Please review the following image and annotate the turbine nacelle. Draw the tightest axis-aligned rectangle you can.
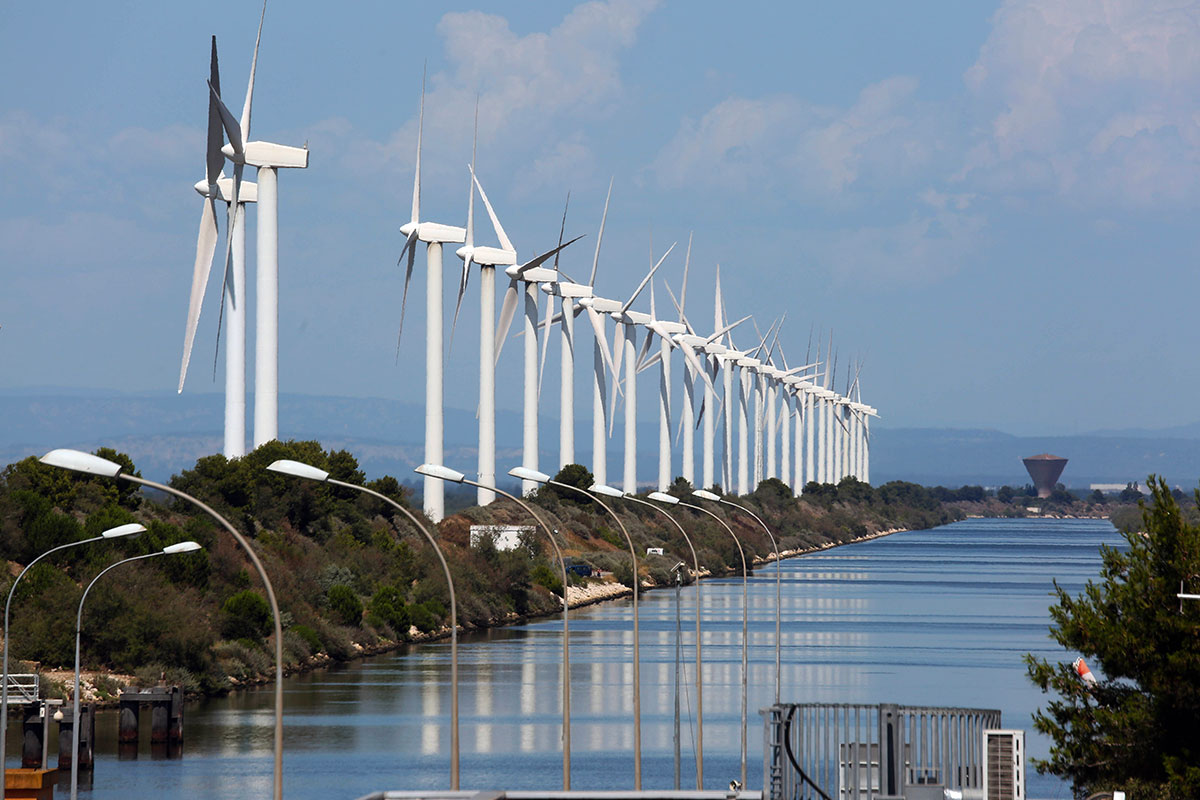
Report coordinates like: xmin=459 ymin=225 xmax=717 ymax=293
xmin=674 ymin=333 xmax=708 ymax=348
xmin=651 ymin=320 xmax=687 ymax=335
xmin=618 ymin=310 xmax=653 ymax=326
xmin=457 ymin=244 xmax=516 ymax=267
xmin=541 ymin=281 xmax=592 ymax=299
xmin=508 ymin=266 xmax=558 ymax=283
xmin=220 ymin=140 xmax=309 ymax=169
xmin=704 ymin=342 xmax=728 ymax=355
xmin=193 ymin=177 xmax=259 ymax=203
xmin=581 ymin=296 xmax=623 ymax=314
xmin=736 ymin=356 xmax=761 ymax=369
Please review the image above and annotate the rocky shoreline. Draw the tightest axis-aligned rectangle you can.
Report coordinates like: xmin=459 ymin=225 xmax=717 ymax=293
xmin=38 ymin=525 xmax=908 ymax=707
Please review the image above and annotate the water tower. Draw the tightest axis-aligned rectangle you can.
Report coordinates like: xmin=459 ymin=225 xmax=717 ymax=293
xmin=1023 ymin=453 xmax=1068 ymax=498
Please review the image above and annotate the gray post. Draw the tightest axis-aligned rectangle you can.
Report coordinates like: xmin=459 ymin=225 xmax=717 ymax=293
xmin=21 ymin=704 xmax=42 ymax=768
xmin=879 ymin=703 xmax=902 ymax=796
xmin=77 ymin=704 xmax=94 ymax=769
xmin=169 ymin=686 xmax=183 ymax=743
xmin=673 ymin=567 xmax=682 ymax=790
xmin=118 ymin=696 xmax=139 ymax=744
xmin=150 ymin=700 xmax=169 ymax=744
xmin=57 ymin=708 xmax=73 ymax=770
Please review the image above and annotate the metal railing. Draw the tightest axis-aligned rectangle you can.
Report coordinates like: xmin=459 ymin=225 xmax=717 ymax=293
xmin=3 ymin=674 xmax=39 ymax=705
xmin=763 ymin=703 xmax=1001 ymax=800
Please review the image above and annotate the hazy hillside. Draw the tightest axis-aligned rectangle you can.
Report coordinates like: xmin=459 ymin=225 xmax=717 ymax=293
xmin=4 ymin=390 xmax=1199 ymax=488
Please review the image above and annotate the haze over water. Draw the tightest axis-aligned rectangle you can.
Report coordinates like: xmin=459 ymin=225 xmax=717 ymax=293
xmin=37 ymin=517 xmax=1122 ymax=799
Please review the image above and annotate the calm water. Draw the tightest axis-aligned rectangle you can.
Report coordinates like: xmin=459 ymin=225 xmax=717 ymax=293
xmin=10 ymin=517 xmax=1123 ymax=799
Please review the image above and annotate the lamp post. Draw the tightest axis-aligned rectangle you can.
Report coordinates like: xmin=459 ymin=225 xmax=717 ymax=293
xmin=39 ymin=449 xmax=285 ymax=800
xmin=511 ymin=469 xmax=644 ymax=790
xmin=71 ymin=542 xmax=202 ymax=800
xmin=694 ymin=489 xmax=782 ymax=705
xmin=633 ymin=490 xmax=705 ymax=789
xmin=267 ymin=460 xmax=461 ymax=790
xmin=678 ymin=498 xmax=749 ymax=788
xmin=2 ymin=523 xmax=144 ymax=795
xmin=420 ymin=464 xmax=574 ymax=790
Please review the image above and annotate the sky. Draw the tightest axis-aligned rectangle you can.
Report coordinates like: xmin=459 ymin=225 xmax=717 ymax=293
xmin=3 ymin=0 xmax=1200 ymax=437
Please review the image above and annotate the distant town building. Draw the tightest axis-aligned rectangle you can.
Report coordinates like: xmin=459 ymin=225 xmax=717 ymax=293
xmin=1023 ymin=453 xmax=1068 ymax=498
xmin=1090 ymin=482 xmax=1150 ymax=495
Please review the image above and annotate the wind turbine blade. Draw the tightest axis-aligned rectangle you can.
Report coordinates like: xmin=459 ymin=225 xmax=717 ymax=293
xmin=240 ymin=0 xmax=266 ymax=140
xmin=635 ymin=323 xmax=656 ymax=369
xmin=395 ymin=232 xmax=418 ymax=354
xmin=680 ymin=344 xmax=716 ymax=397
xmin=585 ymin=306 xmax=617 ymax=388
xmin=494 ymin=277 xmax=520 ymax=363
xmin=517 ymin=234 xmax=584 ymax=273
xmin=778 ymin=342 xmax=790 ymax=372
xmin=679 ymin=231 xmax=691 ymax=323
xmin=449 ymin=255 xmax=470 ymax=354
xmin=206 ymin=37 xmax=224 ymax=185
xmin=178 ymin=197 xmax=220 ymax=392
xmin=589 ymin=177 xmax=612 ymax=288
xmin=662 ymin=282 xmax=698 ymax=336
xmin=622 ymin=241 xmax=675 ymax=314
xmin=707 ymin=314 xmax=751 ymax=344
xmin=649 ymin=278 xmax=657 ymax=320
xmin=412 ymin=67 xmax=424 ymax=225
xmin=210 ymin=198 xmax=236 ymax=381
xmin=714 ymin=264 xmax=723 ymax=334
xmin=537 ymin=309 xmax=565 ymax=330
xmin=472 ymin=171 xmax=514 ymax=253
xmin=637 ymin=349 xmax=662 ymax=374
xmin=537 ymin=294 xmax=554 ymax=399
xmin=553 ymin=192 xmax=569 ymax=271
xmin=208 ymin=80 xmax=243 ymax=155
xmin=660 ymin=357 xmax=671 ymax=433
xmin=609 ymin=323 xmax=626 ymax=432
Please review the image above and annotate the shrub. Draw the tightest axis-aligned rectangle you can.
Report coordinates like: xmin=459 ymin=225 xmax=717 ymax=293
xmin=220 ymin=590 xmax=272 ymax=641
xmin=327 ymin=584 xmax=363 ymax=627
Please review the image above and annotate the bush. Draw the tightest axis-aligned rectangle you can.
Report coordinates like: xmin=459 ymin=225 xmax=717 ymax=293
xmin=327 ymin=585 xmax=363 ymax=627
xmin=220 ymin=590 xmax=272 ymax=641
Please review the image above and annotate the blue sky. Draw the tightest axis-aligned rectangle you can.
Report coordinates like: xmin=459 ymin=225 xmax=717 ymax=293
xmin=3 ymin=0 xmax=1199 ymax=436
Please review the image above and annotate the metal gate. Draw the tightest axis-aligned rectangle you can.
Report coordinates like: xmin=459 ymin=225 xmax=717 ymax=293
xmin=764 ymin=703 xmax=1002 ymax=800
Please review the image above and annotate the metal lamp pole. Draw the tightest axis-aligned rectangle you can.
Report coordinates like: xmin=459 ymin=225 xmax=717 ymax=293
xmin=71 ymin=542 xmax=202 ymax=800
xmin=417 ymin=463 xmax=575 ymax=790
xmin=40 ymin=449 xmax=285 ymax=800
xmin=268 ymin=460 xmax=462 ymax=789
xmin=1 ymin=523 xmax=144 ymax=794
xmin=632 ymin=490 xmax=706 ymax=788
xmin=680 ymin=499 xmax=749 ymax=788
xmin=696 ymin=490 xmax=783 ymax=705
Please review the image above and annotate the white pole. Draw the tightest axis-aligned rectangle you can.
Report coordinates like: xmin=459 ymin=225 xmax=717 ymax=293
xmin=752 ymin=373 xmax=764 ymax=487
xmin=864 ymin=413 xmax=871 ymax=484
xmin=224 ymin=201 xmax=247 ymax=458
xmin=834 ymin=404 xmax=843 ymax=481
xmin=816 ymin=395 xmax=827 ymax=484
xmin=701 ymin=356 xmax=714 ymax=490
xmin=682 ymin=354 xmax=696 ymax=486
xmin=623 ymin=321 xmax=637 ymax=493
xmin=793 ymin=393 xmax=804 ymax=493
xmin=780 ymin=390 xmax=790 ymax=489
xmin=424 ymin=241 xmax=445 ymax=522
xmin=804 ymin=390 xmax=814 ymax=490
xmin=522 ymin=282 xmax=539 ymax=496
xmin=766 ymin=380 xmax=777 ymax=480
xmin=253 ymin=166 xmax=278 ymax=448
xmin=825 ymin=397 xmax=835 ymax=483
xmin=658 ymin=337 xmax=671 ymax=491
xmin=722 ymin=360 xmax=734 ymax=492
xmin=478 ymin=266 xmax=496 ymax=505
xmin=592 ymin=326 xmax=607 ymax=486
xmin=737 ymin=366 xmax=749 ymax=495
xmin=560 ymin=302 xmax=575 ymax=468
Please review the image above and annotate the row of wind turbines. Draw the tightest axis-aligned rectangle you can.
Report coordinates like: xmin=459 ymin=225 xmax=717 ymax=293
xmin=175 ymin=5 xmax=877 ymax=524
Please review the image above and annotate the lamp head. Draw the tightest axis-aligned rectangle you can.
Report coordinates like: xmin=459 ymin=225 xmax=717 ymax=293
xmin=671 ymin=561 xmax=686 ymax=572
xmin=40 ymin=449 xmax=122 ymax=477
xmin=588 ymin=483 xmax=623 ymax=498
xmin=508 ymin=466 xmax=551 ymax=484
xmin=162 ymin=541 xmax=202 ymax=555
xmin=415 ymin=464 xmax=466 ymax=483
xmin=692 ymin=489 xmax=721 ymax=502
xmin=266 ymin=459 xmax=331 ymax=482
xmin=101 ymin=523 xmax=145 ymax=539
xmin=647 ymin=491 xmax=679 ymax=505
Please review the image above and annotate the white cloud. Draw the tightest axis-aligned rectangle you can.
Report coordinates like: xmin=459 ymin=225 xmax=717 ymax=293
xmin=962 ymin=0 xmax=1200 ymax=206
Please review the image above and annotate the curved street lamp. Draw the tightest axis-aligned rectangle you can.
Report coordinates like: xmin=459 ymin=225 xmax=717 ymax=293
xmin=694 ymin=489 xmax=782 ymax=705
xmin=70 ymin=541 xmax=202 ymax=800
xmin=40 ymin=448 xmax=285 ymax=800
xmin=676 ymin=497 xmax=749 ymax=788
xmin=267 ymin=459 xmax=462 ymax=790
xmin=632 ymin=490 xmax=705 ymax=789
xmin=418 ymin=463 xmax=574 ymax=790
xmin=510 ymin=468 xmax=645 ymax=790
xmin=2 ymin=522 xmax=144 ymax=796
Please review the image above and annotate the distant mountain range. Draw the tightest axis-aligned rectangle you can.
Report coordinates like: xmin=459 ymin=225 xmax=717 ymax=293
xmin=3 ymin=389 xmax=1198 ymax=489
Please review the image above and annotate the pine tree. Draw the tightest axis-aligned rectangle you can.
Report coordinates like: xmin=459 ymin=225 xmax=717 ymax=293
xmin=1025 ymin=476 xmax=1200 ymax=799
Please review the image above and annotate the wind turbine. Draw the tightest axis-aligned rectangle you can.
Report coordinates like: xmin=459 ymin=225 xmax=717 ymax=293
xmin=494 ymin=200 xmax=583 ymax=497
xmin=208 ymin=1 xmax=309 ymax=451
xmin=609 ymin=243 xmax=676 ymax=493
xmin=392 ymin=75 xmax=466 ymax=523
xmin=464 ymin=164 xmax=581 ymax=505
xmin=178 ymin=36 xmax=258 ymax=459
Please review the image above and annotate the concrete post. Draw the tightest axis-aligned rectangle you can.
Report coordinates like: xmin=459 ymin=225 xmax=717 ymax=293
xmin=150 ymin=700 xmax=169 ymax=744
xmin=169 ymin=687 xmax=183 ymax=743
xmin=118 ymin=697 xmax=139 ymax=744
xmin=21 ymin=705 xmax=42 ymax=769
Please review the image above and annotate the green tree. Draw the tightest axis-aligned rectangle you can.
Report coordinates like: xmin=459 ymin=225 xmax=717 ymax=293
xmin=327 ymin=585 xmax=363 ymax=627
xmin=1089 ymin=488 xmax=1105 ymax=505
xmin=997 ymin=485 xmax=1016 ymax=503
xmin=220 ymin=590 xmax=273 ymax=641
xmin=1025 ymin=477 xmax=1200 ymax=799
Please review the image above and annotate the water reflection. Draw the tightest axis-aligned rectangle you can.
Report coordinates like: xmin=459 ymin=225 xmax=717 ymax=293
xmin=5 ymin=518 xmax=1120 ymax=799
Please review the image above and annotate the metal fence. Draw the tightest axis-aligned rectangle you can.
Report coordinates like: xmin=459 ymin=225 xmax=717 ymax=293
xmin=763 ymin=703 xmax=1001 ymax=800
xmin=3 ymin=673 xmax=39 ymax=705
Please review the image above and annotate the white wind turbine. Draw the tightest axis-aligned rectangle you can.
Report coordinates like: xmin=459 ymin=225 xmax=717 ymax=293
xmin=459 ymin=157 xmax=582 ymax=505
xmin=208 ymin=1 xmax=308 ymax=452
xmin=177 ymin=36 xmax=258 ymax=459
xmin=392 ymin=76 xmax=467 ymax=523
xmin=494 ymin=198 xmax=586 ymax=496
xmin=609 ymin=243 xmax=676 ymax=493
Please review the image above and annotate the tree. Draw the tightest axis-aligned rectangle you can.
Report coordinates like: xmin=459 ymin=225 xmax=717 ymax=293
xmin=997 ymin=485 xmax=1016 ymax=503
xmin=1025 ymin=477 xmax=1200 ymax=799
xmin=1089 ymin=489 xmax=1105 ymax=505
